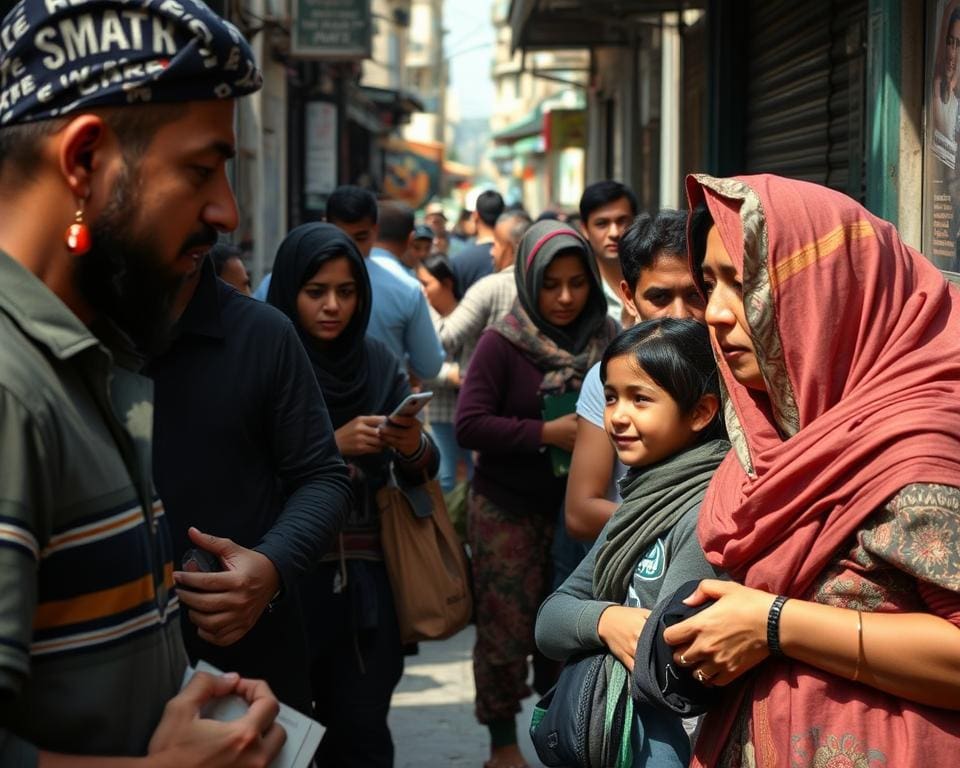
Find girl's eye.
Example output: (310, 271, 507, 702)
(633, 395, 652, 405)
(337, 287, 355, 299)
(702, 281, 716, 297)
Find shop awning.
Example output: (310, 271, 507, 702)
(444, 159, 475, 180)
(509, 0, 703, 51)
(492, 107, 543, 143)
(360, 86, 425, 115)
(512, 134, 546, 156)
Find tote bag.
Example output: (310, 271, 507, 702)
(377, 479, 472, 644)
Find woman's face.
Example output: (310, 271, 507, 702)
(701, 226, 765, 391)
(537, 252, 590, 327)
(296, 255, 359, 343)
(417, 265, 456, 315)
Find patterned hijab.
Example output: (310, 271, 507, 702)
(492, 220, 617, 393)
(686, 174, 960, 767)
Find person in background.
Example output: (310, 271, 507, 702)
(565, 210, 706, 542)
(406, 224, 435, 270)
(434, 210, 533, 366)
(418, 253, 474, 494)
(451, 207, 477, 256)
(579, 181, 639, 325)
(268, 223, 440, 768)
(373, 201, 418, 277)
(452, 190, 504, 293)
(669, 173, 960, 767)
(456, 221, 617, 768)
(329, 188, 444, 380)
(210, 242, 252, 295)
(327, 185, 380, 258)
(433, 227, 451, 256)
(425, 200, 449, 238)
(0, 1, 285, 764)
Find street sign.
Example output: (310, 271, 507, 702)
(292, 0, 372, 59)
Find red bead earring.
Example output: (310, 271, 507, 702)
(65, 201, 91, 256)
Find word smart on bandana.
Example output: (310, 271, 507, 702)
(0, 0, 262, 126)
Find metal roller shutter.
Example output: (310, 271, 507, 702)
(743, 0, 867, 201)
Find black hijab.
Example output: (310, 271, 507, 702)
(267, 223, 387, 428)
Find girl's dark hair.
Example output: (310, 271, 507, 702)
(420, 252, 461, 299)
(600, 318, 726, 442)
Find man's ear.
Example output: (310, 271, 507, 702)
(690, 393, 720, 433)
(620, 279, 640, 320)
(57, 115, 110, 201)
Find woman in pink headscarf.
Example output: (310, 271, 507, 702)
(662, 174, 960, 767)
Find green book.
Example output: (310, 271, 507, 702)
(541, 390, 579, 477)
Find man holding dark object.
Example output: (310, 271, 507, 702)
(149, 252, 352, 714)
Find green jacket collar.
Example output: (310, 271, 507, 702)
(0, 251, 100, 361)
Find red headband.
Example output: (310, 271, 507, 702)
(525, 229, 581, 271)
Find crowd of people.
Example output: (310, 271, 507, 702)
(0, 2, 958, 768)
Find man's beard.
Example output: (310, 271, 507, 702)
(74, 172, 215, 357)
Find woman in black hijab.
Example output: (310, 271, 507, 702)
(268, 223, 439, 767)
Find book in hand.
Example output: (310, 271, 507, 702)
(181, 661, 324, 768)
(541, 390, 580, 477)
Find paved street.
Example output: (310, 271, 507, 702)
(390, 626, 546, 768)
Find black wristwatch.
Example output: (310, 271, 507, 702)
(766, 595, 789, 656)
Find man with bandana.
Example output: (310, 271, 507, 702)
(0, 1, 288, 765)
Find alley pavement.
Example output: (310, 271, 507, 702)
(390, 626, 546, 768)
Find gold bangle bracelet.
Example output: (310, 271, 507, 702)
(853, 609, 863, 682)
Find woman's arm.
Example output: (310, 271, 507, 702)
(565, 418, 618, 541)
(663, 579, 960, 710)
(454, 332, 543, 454)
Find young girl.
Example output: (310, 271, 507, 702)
(267, 223, 440, 767)
(536, 318, 730, 767)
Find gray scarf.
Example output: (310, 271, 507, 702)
(593, 439, 730, 603)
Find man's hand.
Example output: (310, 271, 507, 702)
(147, 671, 286, 768)
(173, 527, 281, 647)
(598, 605, 650, 672)
(334, 415, 386, 457)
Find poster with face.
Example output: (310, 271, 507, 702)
(924, 0, 960, 271)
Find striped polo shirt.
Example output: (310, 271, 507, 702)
(0, 252, 186, 761)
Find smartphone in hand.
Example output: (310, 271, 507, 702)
(381, 391, 434, 431)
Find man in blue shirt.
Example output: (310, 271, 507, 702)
(328, 187, 444, 379)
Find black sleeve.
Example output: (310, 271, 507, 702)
(253, 323, 352, 592)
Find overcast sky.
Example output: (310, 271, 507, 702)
(443, 0, 496, 119)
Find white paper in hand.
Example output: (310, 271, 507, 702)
(181, 661, 324, 768)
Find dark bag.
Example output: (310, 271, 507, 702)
(631, 580, 720, 716)
(378, 479, 472, 644)
(529, 652, 634, 768)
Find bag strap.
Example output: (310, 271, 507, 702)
(604, 660, 634, 768)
